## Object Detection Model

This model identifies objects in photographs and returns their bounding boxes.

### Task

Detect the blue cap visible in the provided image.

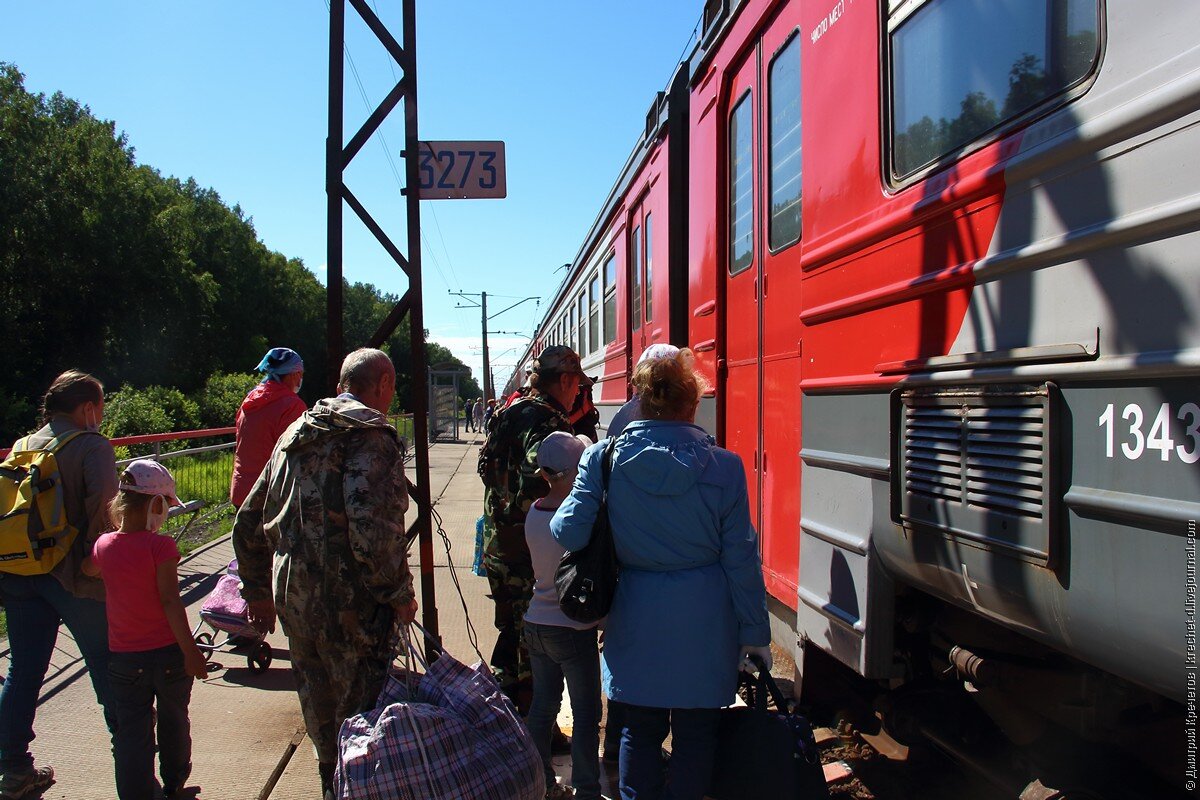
[256,348,304,381]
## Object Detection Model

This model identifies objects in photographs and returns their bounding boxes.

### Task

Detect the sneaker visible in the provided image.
[545,780,575,799]
[0,766,56,799]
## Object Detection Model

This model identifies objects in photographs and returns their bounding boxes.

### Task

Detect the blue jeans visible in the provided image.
[524,621,602,799]
[109,645,194,800]
[0,573,115,774]
[619,705,721,800]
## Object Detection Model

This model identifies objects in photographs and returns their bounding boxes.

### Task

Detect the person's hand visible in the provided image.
[248,598,277,634]
[739,645,773,674]
[396,598,418,624]
[184,646,209,680]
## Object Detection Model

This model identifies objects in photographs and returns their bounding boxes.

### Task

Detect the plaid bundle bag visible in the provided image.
[334,633,545,800]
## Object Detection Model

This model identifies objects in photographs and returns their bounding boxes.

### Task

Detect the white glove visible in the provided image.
[739,645,772,674]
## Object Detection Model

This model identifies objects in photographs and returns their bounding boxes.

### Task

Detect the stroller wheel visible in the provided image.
[248,642,272,674]
[195,632,214,651]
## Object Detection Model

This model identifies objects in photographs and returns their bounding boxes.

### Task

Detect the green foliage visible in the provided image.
[0,63,481,441]
[197,372,259,428]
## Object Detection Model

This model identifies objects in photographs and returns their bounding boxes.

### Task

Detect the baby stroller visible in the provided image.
[191,559,273,674]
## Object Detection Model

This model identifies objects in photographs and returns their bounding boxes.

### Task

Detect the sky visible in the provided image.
[1,0,703,391]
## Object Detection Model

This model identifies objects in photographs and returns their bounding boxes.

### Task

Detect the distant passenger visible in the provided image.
[552,352,770,800]
[606,345,687,439]
[464,399,475,433]
[0,370,118,799]
[483,398,498,431]
[472,398,485,433]
[229,347,306,508]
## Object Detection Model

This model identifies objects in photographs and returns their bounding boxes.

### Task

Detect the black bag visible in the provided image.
[554,437,618,623]
[709,661,830,800]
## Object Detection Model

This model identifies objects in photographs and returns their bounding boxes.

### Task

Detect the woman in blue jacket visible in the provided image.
[551,353,771,800]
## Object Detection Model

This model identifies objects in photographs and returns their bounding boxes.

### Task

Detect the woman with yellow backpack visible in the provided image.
[0,370,119,799]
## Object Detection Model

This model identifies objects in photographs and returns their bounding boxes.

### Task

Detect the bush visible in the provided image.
[197,371,259,428]
[102,384,198,455]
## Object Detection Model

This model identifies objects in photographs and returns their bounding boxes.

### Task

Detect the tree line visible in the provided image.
[0,63,479,443]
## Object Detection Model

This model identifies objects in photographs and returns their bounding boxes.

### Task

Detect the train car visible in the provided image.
[514,0,1197,792]
[516,63,692,424]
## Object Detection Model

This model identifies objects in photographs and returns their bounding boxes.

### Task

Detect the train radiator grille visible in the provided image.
[895,384,1057,564]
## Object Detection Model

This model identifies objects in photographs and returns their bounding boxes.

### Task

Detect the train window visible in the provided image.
[644,213,653,322]
[729,91,754,275]
[768,34,801,251]
[603,253,617,345]
[568,304,576,353]
[889,0,1100,180]
[631,226,642,326]
[588,273,600,353]
[576,293,587,355]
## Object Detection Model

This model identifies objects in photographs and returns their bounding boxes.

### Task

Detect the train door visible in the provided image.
[757,12,804,602]
[628,196,651,367]
[721,9,804,597]
[722,55,762,528]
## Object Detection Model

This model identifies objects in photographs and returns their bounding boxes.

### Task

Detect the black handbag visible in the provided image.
[709,660,830,800]
[554,437,618,623]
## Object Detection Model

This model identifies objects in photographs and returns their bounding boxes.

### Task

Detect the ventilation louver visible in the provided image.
[896,384,1056,564]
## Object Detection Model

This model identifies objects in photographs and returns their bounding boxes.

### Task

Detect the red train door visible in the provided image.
[722,8,804,602]
[757,11,804,604]
[722,55,762,529]
[628,197,651,366]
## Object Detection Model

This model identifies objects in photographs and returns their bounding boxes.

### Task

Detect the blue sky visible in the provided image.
[2,0,702,388]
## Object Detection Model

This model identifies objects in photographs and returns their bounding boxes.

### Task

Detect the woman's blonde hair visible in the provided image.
[631,347,708,420]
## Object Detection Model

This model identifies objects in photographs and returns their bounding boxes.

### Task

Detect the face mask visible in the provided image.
[294,378,303,394]
[84,404,100,433]
[146,496,168,532]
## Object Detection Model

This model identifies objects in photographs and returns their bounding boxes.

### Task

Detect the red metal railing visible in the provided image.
[0,427,236,459]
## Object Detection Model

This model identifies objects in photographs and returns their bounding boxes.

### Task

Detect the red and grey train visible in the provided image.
[507,1,1198,792]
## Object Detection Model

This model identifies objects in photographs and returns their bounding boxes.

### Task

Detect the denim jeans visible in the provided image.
[109,644,194,800]
[523,621,602,799]
[0,573,115,775]
[619,704,721,800]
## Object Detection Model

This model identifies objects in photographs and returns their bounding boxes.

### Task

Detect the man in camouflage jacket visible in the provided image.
[233,349,414,799]
[478,346,586,710]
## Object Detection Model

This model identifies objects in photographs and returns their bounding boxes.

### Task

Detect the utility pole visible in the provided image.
[451,290,539,406]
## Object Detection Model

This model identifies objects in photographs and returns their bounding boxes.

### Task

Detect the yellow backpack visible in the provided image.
[0,430,94,575]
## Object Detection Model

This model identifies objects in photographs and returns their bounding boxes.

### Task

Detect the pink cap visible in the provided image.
[119,459,182,507]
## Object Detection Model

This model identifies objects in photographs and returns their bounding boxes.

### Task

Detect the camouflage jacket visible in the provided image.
[232,395,412,646]
[479,392,573,528]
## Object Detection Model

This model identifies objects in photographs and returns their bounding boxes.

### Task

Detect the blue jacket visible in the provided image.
[551,419,769,708]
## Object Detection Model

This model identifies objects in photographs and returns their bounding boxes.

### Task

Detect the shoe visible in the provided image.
[0,766,56,799]
[545,779,575,799]
[550,726,572,756]
[163,762,192,797]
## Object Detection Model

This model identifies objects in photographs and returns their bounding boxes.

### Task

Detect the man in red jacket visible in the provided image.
[229,347,307,508]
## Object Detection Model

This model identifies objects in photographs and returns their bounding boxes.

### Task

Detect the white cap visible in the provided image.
[637,344,681,365]
[536,432,592,475]
[118,459,182,506]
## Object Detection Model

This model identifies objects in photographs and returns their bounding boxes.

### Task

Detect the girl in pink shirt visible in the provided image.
[83,460,207,800]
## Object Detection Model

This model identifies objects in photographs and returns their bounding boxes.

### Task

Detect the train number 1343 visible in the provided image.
[1098,402,1200,463]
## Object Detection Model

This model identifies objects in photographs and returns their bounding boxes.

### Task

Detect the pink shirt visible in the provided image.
[92,530,180,652]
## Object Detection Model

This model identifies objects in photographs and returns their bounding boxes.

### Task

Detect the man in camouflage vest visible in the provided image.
[478,345,586,712]
[233,348,415,800]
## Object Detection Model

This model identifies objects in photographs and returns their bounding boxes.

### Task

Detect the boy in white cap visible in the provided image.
[83,460,207,799]
[523,431,601,800]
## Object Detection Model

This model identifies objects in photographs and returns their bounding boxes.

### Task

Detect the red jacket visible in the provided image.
[229,381,306,507]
